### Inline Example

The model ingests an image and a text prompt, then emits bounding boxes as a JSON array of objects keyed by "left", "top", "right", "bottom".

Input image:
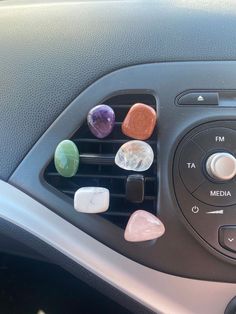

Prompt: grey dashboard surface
[
  {"left": 2, "top": 0, "right": 236, "bottom": 180},
  {"left": 2, "top": 1, "right": 236, "bottom": 313}
]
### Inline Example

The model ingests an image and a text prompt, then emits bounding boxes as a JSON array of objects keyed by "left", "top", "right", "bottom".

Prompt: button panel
[
  {"left": 174, "top": 121, "right": 236, "bottom": 259},
  {"left": 179, "top": 127, "right": 236, "bottom": 207},
  {"left": 178, "top": 92, "right": 219, "bottom": 105}
]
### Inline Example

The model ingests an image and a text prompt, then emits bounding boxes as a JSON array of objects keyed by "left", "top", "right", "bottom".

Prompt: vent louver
[{"left": 44, "top": 94, "right": 157, "bottom": 228}]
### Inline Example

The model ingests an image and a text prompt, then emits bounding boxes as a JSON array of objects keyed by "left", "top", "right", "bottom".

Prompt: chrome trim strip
[{"left": 0, "top": 180, "right": 235, "bottom": 314}]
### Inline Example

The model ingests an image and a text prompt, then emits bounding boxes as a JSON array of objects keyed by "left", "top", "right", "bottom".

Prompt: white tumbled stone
[
  {"left": 74, "top": 187, "right": 109, "bottom": 213},
  {"left": 115, "top": 140, "right": 154, "bottom": 172}
]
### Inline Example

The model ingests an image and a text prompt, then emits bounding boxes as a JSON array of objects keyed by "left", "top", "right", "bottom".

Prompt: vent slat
[
  {"left": 102, "top": 211, "right": 130, "bottom": 217},
  {"left": 45, "top": 172, "right": 156, "bottom": 181},
  {"left": 61, "top": 190, "right": 155, "bottom": 200},
  {"left": 111, "top": 104, "right": 156, "bottom": 109},
  {"left": 44, "top": 94, "right": 157, "bottom": 229},
  {"left": 74, "top": 138, "right": 156, "bottom": 145},
  {"left": 79, "top": 154, "right": 156, "bottom": 165},
  {"left": 80, "top": 154, "right": 114, "bottom": 165}
]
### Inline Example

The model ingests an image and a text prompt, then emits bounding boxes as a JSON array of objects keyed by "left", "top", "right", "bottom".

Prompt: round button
[{"left": 206, "top": 152, "right": 236, "bottom": 181}]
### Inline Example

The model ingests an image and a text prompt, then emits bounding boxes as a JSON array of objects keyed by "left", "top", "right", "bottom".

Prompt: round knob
[{"left": 206, "top": 152, "right": 236, "bottom": 181}]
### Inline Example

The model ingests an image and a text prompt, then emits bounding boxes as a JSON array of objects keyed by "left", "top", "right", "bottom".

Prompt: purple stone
[{"left": 87, "top": 104, "right": 115, "bottom": 138}]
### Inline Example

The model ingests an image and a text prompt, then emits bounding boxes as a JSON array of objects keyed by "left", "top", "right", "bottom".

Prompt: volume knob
[{"left": 206, "top": 152, "right": 236, "bottom": 181}]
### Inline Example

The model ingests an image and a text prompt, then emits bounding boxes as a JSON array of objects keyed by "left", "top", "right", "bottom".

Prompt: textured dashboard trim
[{"left": 2, "top": 0, "right": 236, "bottom": 180}]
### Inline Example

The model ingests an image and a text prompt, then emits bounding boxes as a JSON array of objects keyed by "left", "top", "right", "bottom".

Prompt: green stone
[{"left": 54, "top": 140, "right": 79, "bottom": 177}]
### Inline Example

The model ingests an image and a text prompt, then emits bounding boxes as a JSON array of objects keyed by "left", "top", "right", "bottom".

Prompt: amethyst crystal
[{"left": 87, "top": 104, "right": 115, "bottom": 138}]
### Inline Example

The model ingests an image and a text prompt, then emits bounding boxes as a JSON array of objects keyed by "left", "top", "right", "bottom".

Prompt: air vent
[{"left": 44, "top": 94, "right": 157, "bottom": 229}]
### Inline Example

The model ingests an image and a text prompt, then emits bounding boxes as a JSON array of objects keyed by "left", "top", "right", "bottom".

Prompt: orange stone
[{"left": 122, "top": 103, "right": 157, "bottom": 140}]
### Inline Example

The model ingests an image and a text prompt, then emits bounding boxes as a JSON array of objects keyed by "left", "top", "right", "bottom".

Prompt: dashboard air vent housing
[{"left": 44, "top": 94, "right": 157, "bottom": 229}]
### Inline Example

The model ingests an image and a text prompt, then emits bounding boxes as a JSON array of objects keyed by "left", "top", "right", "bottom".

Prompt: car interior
[{"left": 1, "top": 1, "right": 236, "bottom": 313}]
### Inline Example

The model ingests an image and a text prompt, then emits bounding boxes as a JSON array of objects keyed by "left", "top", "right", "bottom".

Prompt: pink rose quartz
[{"left": 124, "top": 210, "right": 165, "bottom": 242}]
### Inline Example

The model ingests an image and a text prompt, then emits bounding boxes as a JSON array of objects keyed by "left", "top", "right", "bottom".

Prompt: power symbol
[{"left": 191, "top": 205, "right": 200, "bottom": 214}]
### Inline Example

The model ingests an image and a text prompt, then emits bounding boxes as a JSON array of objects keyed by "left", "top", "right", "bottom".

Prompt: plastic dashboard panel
[
  {"left": 3, "top": 0, "right": 236, "bottom": 182},
  {"left": 10, "top": 61, "right": 236, "bottom": 283}
]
